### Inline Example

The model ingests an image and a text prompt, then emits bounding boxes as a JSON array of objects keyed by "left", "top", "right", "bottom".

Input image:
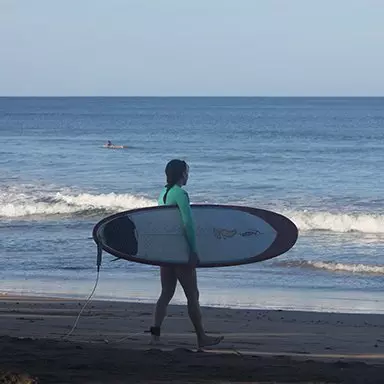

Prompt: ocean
[{"left": 1, "top": 97, "right": 383, "bottom": 314}]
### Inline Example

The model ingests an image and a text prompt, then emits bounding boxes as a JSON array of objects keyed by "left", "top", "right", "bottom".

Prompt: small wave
[
  {"left": 276, "top": 259, "right": 384, "bottom": 275},
  {"left": 286, "top": 210, "right": 384, "bottom": 234},
  {"left": 0, "top": 186, "right": 156, "bottom": 218},
  {"left": 1, "top": 184, "right": 383, "bottom": 235},
  {"left": 59, "top": 266, "right": 92, "bottom": 271}
]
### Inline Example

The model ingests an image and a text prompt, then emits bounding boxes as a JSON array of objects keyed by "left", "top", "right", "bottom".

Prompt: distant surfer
[
  {"left": 149, "top": 159, "right": 224, "bottom": 349},
  {"left": 106, "top": 140, "right": 113, "bottom": 147}
]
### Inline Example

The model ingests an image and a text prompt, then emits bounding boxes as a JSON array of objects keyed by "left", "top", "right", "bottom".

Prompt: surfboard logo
[
  {"left": 213, "top": 228, "right": 237, "bottom": 239},
  {"left": 213, "top": 228, "right": 262, "bottom": 240}
]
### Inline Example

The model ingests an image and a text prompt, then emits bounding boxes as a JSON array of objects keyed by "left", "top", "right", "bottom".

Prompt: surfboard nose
[{"left": 254, "top": 209, "right": 298, "bottom": 262}]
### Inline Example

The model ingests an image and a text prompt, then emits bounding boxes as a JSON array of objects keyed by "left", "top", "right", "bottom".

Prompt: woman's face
[{"left": 181, "top": 165, "right": 189, "bottom": 185}]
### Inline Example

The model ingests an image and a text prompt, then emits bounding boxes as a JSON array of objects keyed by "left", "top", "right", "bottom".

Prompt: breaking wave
[
  {"left": 275, "top": 259, "right": 384, "bottom": 275},
  {"left": 1, "top": 184, "right": 383, "bottom": 235},
  {"left": 286, "top": 210, "right": 384, "bottom": 234},
  {"left": 0, "top": 185, "right": 156, "bottom": 218}
]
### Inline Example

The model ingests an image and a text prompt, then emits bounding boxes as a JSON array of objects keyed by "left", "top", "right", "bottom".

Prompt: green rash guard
[{"left": 158, "top": 185, "right": 197, "bottom": 253}]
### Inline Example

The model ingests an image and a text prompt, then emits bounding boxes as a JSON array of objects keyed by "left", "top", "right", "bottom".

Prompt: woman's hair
[{"left": 163, "top": 159, "right": 188, "bottom": 203}]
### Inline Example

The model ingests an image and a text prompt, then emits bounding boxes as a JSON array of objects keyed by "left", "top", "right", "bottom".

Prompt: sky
[{"left": 0, "top": 0, "right": 383, "bottom": 96}]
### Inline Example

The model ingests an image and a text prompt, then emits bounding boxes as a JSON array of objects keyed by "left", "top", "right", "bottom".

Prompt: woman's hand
[{"left": 188, "top": 251, "right": 200, "bottom": 267}]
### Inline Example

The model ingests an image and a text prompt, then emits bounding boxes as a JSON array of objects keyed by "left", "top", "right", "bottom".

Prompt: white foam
[
  {"left": 0, "top": 185, "right": 156, "bottom": 218},
  {"left": 277, "top": 259, "right": 384, "bottom": 275},
  {"left": 55, "top": 192, "right": 155, "bottom": 211},
  {"left": 286, "top": 210, "right": 384, "bottom": 234},
  {"left": 1, "top": 184, "right": 383, "bottom": 235}
]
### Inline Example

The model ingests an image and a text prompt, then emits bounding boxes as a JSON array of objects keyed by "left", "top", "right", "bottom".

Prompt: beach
[
  {"left": 0, "top": 295, "right": 383, "bottom": 383},
  {"left": 2, "top": 0, "right": 384, "bottom": 379},
  {"left": 1, "top": 98, "right": 384, "bottom": 382}
]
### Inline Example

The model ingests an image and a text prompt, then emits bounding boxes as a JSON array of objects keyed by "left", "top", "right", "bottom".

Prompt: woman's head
[{"left": 165, "top": 159, "right": 189, "bottom": 187}]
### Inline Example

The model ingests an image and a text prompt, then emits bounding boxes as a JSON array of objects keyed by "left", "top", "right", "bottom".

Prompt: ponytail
[{"left": 163, "top": 183, "right": 174, "bottom": 204}]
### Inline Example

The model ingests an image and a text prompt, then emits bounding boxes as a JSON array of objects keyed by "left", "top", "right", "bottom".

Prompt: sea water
[{"left": 1, "top": 97, "right": 383, "bottom": 313}]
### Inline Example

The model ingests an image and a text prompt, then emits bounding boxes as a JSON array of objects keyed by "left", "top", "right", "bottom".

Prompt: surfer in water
[{"left": 150, "top": 159, "right": 224, "bottom": 349}]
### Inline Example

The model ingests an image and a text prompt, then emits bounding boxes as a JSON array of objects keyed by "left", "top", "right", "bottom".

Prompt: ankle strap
[{"left": 150, "top": 326, "right": 160, "bottom": 336}]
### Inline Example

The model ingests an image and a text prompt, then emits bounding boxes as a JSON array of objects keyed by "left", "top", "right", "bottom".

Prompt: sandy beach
[{"left": 0, "top": 296, "right": 383, "bottom": 383}]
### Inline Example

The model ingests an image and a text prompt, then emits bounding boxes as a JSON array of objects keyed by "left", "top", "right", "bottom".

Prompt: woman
[{"left": 150, "top": 159, "right": 224, "bottom": 349}]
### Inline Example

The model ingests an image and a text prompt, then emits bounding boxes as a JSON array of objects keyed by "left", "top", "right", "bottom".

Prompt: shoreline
[{"left": 1, "top": 289, "right": 384, "bottom": 315}]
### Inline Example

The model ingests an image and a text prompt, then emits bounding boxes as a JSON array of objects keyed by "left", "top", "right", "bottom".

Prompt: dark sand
[{"left": 0, "top": 296, "right": 383, "bottom": 383}]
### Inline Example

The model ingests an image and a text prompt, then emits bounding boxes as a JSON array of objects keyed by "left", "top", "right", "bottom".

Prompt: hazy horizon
[{"left": 1, "top": 96, "right": 384, "bottom": 98}]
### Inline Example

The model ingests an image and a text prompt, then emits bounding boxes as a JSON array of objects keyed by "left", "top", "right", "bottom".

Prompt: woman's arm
[{"left": 174, "top": 190, "right": 198, "bottom": 253}]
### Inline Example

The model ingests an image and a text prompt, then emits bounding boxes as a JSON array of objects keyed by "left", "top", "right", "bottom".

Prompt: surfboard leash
[
  {"left": 62, "top": 243, "right": 103, "bottom": 339},
  {"left": 62, "top": 243, "right": 150, "bottom": 344},
  {"left": 62, "top": 268, "right": 100, "bottom": 339}
]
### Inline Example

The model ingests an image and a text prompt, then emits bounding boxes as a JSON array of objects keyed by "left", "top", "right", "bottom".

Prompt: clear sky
[{"left": 1, "top": 0, "right": 383, "bottom": 96}]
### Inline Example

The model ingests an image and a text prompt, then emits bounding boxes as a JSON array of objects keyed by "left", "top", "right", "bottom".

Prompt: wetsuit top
[{"left": 158, "top": 185, "right": 197, "bottom": 253}]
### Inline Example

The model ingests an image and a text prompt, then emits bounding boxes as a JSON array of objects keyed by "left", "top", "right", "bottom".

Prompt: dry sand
[{"left": 0, "top": 295, "right": 383, "bottom": 383}]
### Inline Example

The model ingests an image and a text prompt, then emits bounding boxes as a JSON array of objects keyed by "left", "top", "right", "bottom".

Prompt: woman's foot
[
  {"left": 197, "top": 335, "right": 224, "bottom": 349},
  {"left": 148, "top": 326, "right": 161, "bottom": 345},
  {"left": 149, "top": 335, "right": 161, "bottom": 345}
]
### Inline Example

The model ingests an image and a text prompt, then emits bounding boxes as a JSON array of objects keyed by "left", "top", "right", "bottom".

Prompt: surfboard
[
  {"left": 102, "top": 145, "right": 128, "bottom": 149},
  {"left": 93, "top": 204, "right": 298, "bottom": 268}
]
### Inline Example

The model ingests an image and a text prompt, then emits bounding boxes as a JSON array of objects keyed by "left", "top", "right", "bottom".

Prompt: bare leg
[
  {"left": 176, "top": 266, "right": 223, "bottom": 349},
  {"left": 151, "top": 266, "right": 177, "bottom": 343}
]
